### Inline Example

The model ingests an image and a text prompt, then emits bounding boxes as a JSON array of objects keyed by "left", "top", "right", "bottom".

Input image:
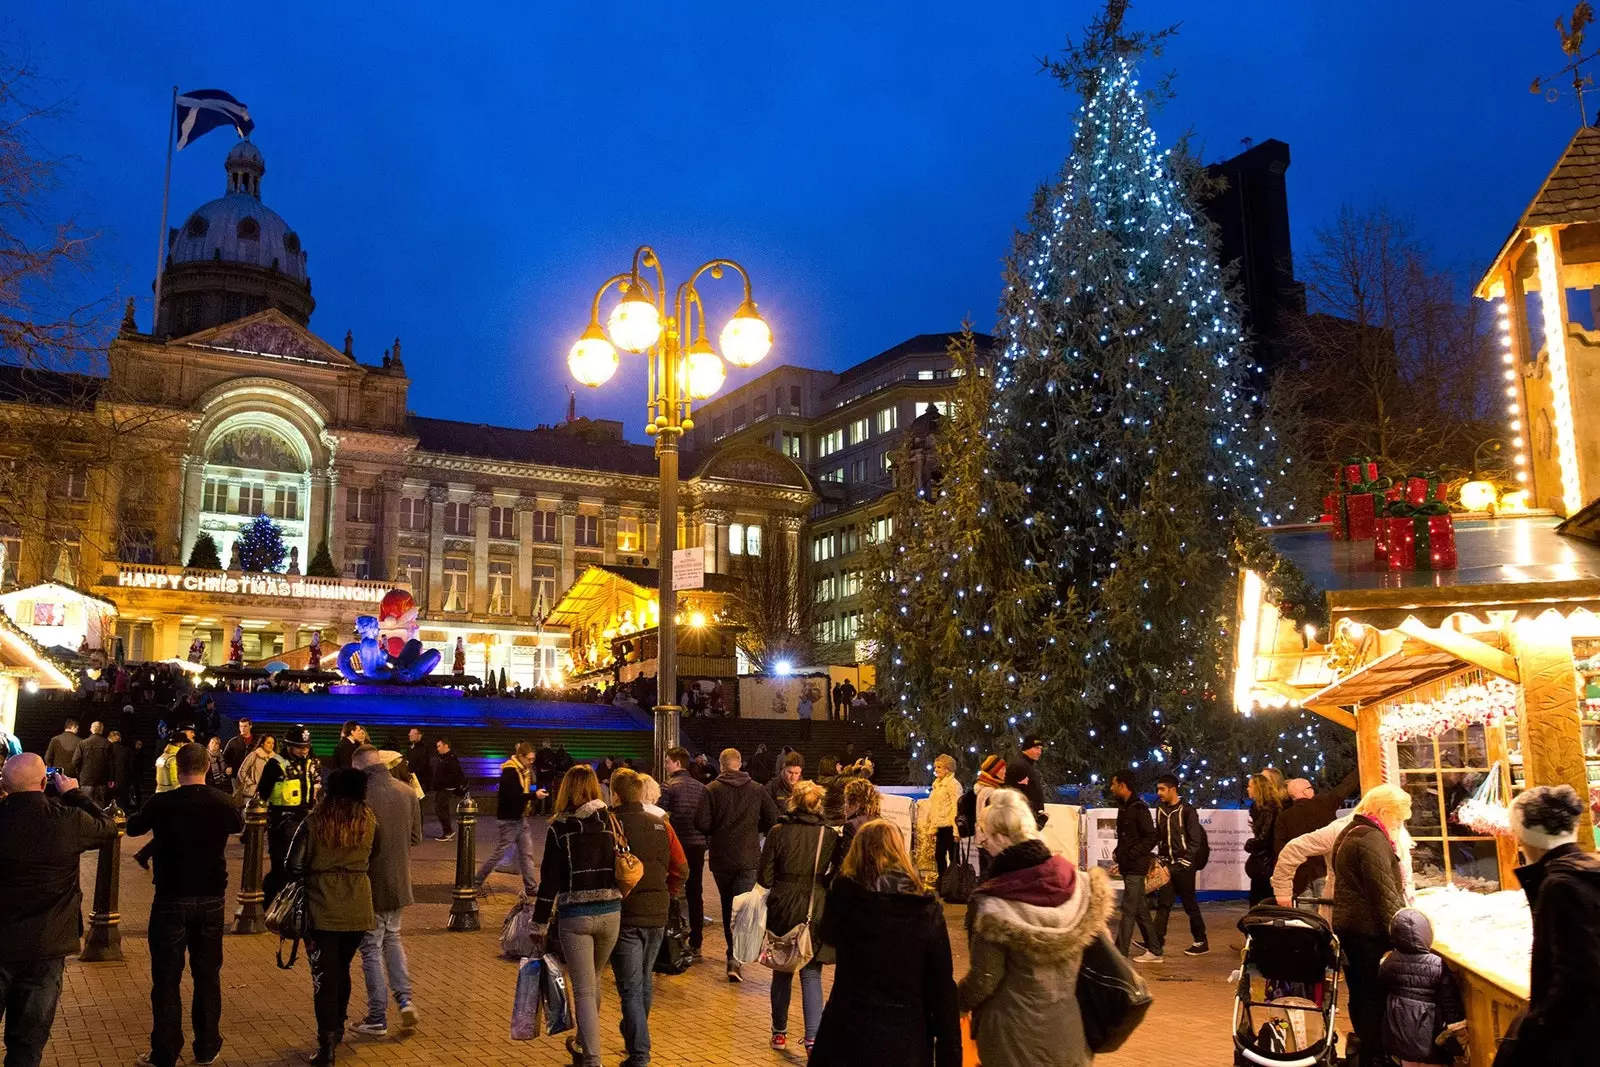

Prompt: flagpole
[{"left": 151, "top": 86, "right": 177, "bottom": 334}]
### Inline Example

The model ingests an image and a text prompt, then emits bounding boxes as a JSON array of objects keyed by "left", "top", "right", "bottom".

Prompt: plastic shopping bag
[
  {"left": 730, "top": 882, "right": 769, "bottom": 965},
  {"left": 510, "top": 956, "right": 544, "bottom": 1040},
  {"left": 541, "top": 952, "right": 574, "bottom": 1036},
  {"left": 500, "top": 894, "right": 538, "bottom": 959}
]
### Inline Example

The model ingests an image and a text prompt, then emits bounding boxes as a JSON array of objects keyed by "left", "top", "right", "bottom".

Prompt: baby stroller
[{"left": 1232, "top": 905, "right": 1342, "bottom": 1066}]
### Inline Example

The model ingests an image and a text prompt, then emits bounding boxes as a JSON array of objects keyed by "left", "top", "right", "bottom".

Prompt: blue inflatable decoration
[{"left": 335, "top": 588, "right": 442, "bottom": 684}]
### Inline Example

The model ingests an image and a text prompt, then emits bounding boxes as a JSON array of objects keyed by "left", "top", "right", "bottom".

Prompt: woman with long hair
[
  {"left": 1244, "top": 771, "right": 1288, "bottom": 906},
  {"left": 293, "top": 768, "right": 377, "bottom": 1065},
  {"left": 840, "top": 776, "right": 881, "bottom": 854},
  {"left": 204, "top": 736, "right": 229, "bottom": 790},
  {"left": 530, "top": 764, "right": 621, "bottom": 1067},
  {"left": 236, "top": 733, "right": 275, "bottom": 802},
  {"left": 810, "top": 820, "right": 960, "bottom": 1066},
  {"left": 959, "top": 790, "right": 1110, "bottom": 1067},
  {"left": 759, "top": 780, "right": 840, "bottom": 1052}
]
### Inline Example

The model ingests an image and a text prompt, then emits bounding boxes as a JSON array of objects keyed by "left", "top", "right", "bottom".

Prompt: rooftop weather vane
[{"left": 1532, "top": 3, "right": 1599, "bottom": 126}]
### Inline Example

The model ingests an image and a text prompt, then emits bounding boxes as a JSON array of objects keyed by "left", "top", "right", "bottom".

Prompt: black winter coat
[
  {"left": 758, "top": 812, "right": 839, "bottom": 937},
  {"left": 0, "top": 790, "right": 117, "bottom": 962},
  {"left": 493, "top": 760, "right": 535, "bottom": 820},
  {"left": 429, "top": 752, "right": 464, "bottom": 792},
  {"left": 1244, "top": 804, "right": 1280, "bottom": 881},
  {"left": 74, "top": 734, "right": 113, "bottom": 787},
  {"left": 1509, "top": 843, "right": 1600, "bottom": 1067},
  {"left": 660, "top": 770, "right": 707, "bottom": 849},
  {"left": 1006, "top": 755, "right": 1045, "bottom": 819},
  {"left": 1331, "top": 815, "right": 1406, "bottom": 939},
  {"left": 532, "top": 799, "right": 620, "bottom": 925},
  {"left": 697, "top": 770, "right": 779, "bottom": 873},
  {"left": 1154, "top": 800, "right": 1207, "bottom": 867},
  {"left": 1379, "top": 909, "right": 1463, "bottom": 1063},
  {"left": 1113, "top": 795, "right": 1156, "bottom": 876},
  {"left": 811, "top": 874, "right": 961, "bottom": 1067},
  {"left": 1273, "top": 772, "right": 1359, "bottom": 887}
]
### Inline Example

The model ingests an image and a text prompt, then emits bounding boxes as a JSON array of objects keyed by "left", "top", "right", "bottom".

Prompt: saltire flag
[{"left": 175, "top": 89, "right": 254, "bottom": 150}]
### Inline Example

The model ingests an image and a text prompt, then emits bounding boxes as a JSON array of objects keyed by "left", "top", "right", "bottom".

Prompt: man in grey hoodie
[{"left": 350, "top": 747, "right": 423, "bottom": 1036}]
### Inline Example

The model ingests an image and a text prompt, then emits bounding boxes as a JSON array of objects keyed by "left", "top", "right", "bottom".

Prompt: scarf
[{"left": 978, "top": 839, "right": 1078, "bottom": 906}]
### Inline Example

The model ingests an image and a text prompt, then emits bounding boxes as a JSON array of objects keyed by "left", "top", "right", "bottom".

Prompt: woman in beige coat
[{"left": 959, "top": 790, "right": 1111, "bottom": 1067}]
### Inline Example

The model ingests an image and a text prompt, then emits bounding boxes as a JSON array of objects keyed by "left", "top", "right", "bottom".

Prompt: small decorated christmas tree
[
  {"left": 187, "top": 533, "right": 223, "bottom": 570},
  {"left": 236, "top": 514, "right": 287, "bottom": 573},
  {"left": 306, "top": 539, "right": 338, "bottom": 578}
]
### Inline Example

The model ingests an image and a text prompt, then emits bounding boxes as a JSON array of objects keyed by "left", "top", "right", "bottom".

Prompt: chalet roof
[{"left": 1477, "top": 125, "right": 1600, "bottom": 296}]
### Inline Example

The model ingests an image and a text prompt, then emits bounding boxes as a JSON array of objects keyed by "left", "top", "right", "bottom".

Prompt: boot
[{"left": 306, "top": 1032, "right": 337, "bottom": 1066}]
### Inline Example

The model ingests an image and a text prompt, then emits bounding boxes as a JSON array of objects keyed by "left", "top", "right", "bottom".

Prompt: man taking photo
[
  {"left": 0, "top": 754, "right": 117, "bottom": 1067},
  {"left": 124, "top": 743, "right": 243, "bottom": 1067}
]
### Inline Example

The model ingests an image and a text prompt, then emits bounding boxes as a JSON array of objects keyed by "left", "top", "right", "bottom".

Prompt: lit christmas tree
[
  {"left": 866, "top": 330, "right": 1080, "bottom": 770},
  {"left": 871, "top": 4, "right": 1342, "bottom": 801},
  {"left": 236, "top": 514, "right": 287, "bottom": 573}
]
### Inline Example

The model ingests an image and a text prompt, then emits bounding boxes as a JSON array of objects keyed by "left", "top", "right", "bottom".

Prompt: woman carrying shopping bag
[{"left": 758, "top": 780, "right": 840, "bottom": 1053}]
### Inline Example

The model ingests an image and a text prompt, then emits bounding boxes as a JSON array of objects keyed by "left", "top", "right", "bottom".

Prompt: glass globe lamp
[
  {"left": 684, "top": 344, "right": 726, "bottom": 399},
  {"left": 720, "top": 299, "right": 772, "bottom": 367},
  {"left": 607, "top": 289, "right": 662, "bottom": 353},
  {"left": 568, "top": 324, "right": 619, "bottom": 387}
]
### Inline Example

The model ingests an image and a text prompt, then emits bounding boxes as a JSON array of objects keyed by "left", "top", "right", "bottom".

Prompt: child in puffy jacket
[{"left": 1378, "top": 907, "right": 1465, "bottom": 1066}]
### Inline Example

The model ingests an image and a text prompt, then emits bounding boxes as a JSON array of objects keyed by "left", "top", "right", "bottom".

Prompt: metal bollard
[
  {"left": 447, "top": 793, "right": 480, "bottom": 931},
  {"left": 80, "top": 803, "right": 126, "bottom": 962},
  {"left": 233, "top": 794, "right": 268, "bottom": 934}
]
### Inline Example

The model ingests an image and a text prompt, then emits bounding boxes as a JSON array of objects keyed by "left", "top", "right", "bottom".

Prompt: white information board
[
  {"left": 1040, "top": 803, "right": 1081, "bottom": 862},
  {"left": 671, "top": 547, "right": 704, "bottom": 590},
  {"left": 1081, "top": 806, "right": 1250, "bottom": 893}
]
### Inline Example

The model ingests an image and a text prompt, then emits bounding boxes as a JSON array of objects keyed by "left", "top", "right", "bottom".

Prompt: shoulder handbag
[
  {"left": 759, "top": 825, "right": 828, "bottom": 973},
  {"left": 1076, "top": 929, "right": 1153, "bottom": 1053},
  {"left": 608, "top": 812, "right": 644, "bottom": 897},
  {"left": 265, "top": 822, "right": 312, "bottom": 969},
  {"left": 937, "top": 838, "right": 978, "bottom": 903},
  {"left": 1143, "top": 858, "right": 1171, "bottom": 895}
]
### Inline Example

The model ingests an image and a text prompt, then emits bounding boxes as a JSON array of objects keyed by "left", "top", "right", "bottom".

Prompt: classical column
[
  {"left": 778, "top": 514, "right": 804, "bottom": 595},
  {"left": 701, "top": 508, "right": 728, "bottom": 574},
  {"left": 470, "top": 490, "right": 492, "bottom": 614},
  {"left": 179, "top": 456, "right": 204, "bottom": 564},
  {"left": 377, "top": 473, "right": 403, "bottom": 582},
  {"left": 601, "top": 503, "right": 620, "bottom": 566},
  {"left": 557, "top": 499, "right": 579, "bottom": 594},
  {"left": 641, "top": 507, "right": 659, "bottom": 562},
  {"left": 426, "top": 485, "right": 448, "bottom": 613},
  {"left": 515, "top": 496, "right": 537, "bottom": 618},
  {"left": 329, "top": 471, "right": 348, "bottom": 572},
  {"left": 307, "top": 471, "right": 329, "bottom": 559}
]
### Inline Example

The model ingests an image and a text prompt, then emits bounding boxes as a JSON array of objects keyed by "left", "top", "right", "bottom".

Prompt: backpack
[
  {"left": 1191, "top": 808, "right": 1211, "bottom": 871},
  {"left": 956, "top": 787, "right": 978, "bottom": 838}
]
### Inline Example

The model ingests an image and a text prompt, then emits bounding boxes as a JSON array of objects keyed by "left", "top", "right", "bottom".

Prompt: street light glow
[
  {"left": 568, "top": 323, "right": 619, "bottom": 387},
  {"left": 720, "top": 299, "right": 773, "bottom": 367},
  {"left": 685, "top": 347, "right": 726, "bottom": 399},
  {"left": 607, "top": 289, "right": 662, "bottom": 353},
  {"left": 774, "top": 659, "right": 793, "bottom": 676}
]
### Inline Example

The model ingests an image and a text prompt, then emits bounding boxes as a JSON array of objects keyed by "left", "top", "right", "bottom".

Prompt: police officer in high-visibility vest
[
  {"left": 259, "top": 723, "right": 317, "bottom": 904},
  {"left": 154, "top": 722, "right": 196, "bottom": 793}
]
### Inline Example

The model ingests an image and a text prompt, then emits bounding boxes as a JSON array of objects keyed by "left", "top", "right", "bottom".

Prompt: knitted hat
[
  {"left": 980, "top": 754, "right": 1005, "bottom": 776},
  {"left": 1511, "top": 785, "right": 1583, "bottom": 850}
]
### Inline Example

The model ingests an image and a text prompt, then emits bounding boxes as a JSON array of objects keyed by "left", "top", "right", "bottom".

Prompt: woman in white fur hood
[{"left": 959, "top": 789, "right": 1111, "bottom": 1067}]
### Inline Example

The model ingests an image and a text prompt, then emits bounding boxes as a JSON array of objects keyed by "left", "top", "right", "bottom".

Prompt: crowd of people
[{"left": 7, "top": 708, "right": 1600, "bottom": 1067}]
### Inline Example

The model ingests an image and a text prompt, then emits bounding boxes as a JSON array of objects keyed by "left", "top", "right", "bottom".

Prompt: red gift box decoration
[
  {"left": 1383, "top": 503, "right": 1457, "bottom": 571},
  {"left": 1345, "top": 493, "right": 1378, "bottom": 541}
]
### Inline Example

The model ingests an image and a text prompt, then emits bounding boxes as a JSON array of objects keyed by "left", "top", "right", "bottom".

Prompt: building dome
[
  {"left": 156, "top": 140, "right": 315, "bottom": 336},
  {"left": 167, "top": 142, "right": 307, "bottom": 281}
]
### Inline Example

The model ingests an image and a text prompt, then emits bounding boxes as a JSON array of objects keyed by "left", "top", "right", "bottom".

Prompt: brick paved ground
[{"left": 42, "top": 818, "right": 1248, "bottom": 1067}]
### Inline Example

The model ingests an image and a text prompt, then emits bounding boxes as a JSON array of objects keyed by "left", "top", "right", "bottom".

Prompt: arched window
[
  {"left": 184, "top": 215, "right": 208, "bottom": 238},
  {"left": 283, "top": 232, "right": 301, "bottom": 255},
  {"left": 237, "top": 217, "right": 260, "bottom": 241}
]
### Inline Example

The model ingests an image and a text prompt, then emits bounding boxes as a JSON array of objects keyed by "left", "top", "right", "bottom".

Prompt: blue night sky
[{"left": 10, "top": 1, "right": 1583, "bottom": 438}]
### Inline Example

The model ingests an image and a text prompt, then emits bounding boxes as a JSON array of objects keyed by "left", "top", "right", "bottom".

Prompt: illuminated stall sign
[{"left": 116, "top": 567, "right": 384, "bottom": 603}]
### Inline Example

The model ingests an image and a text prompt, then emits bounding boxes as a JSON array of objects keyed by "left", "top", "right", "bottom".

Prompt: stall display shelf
[{"left": 1413, "top": 886, "right": 1531, "bottom": 1000}]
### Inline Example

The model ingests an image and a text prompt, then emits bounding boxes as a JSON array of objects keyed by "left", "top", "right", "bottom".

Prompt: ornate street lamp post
[{"left": 569, "top": 246, "right": 772, "bottom": 775}]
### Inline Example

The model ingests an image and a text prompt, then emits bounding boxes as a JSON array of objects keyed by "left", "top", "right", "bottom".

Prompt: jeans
[
  {"left": 769, "top": 960, "right": 824, "bottom": 1041},
  {"left": 558, "top": 910, "right": 622, "bottom": 1067},
  {"left": 1114, "top": 872, "right": 1156, "bottom": 956},
  {"left": 1154, "top": 865, "right": 1207, "bottom": 953},
  {"left": 712, "top": 868, "right": 756, "bottom": 959},
  {"left": 306, "top": 930, "right": 364, "bottom": 1038},
  {"left": 147, "top": 897, "right": 225, "bottom": 1067},
  {"left": 0, "top": 956, "right": 65, "bottom": 1067},
  {"left": 681, "top": 845, "right": 706, "bottom": 950},
  {"left": 1340, "top": 931, "right": 1390, "bottom": 1067},
  {"left": 432, "top": 791, "right": 454, "bottom": 835},
  {"left": 934, "top": 826, "right": 958, "bottom": 878},
  {"left": 358, "top": 908, "right": 412, "bottom": 1025},
  {"left": 610, "top": 925, "right": 665, "bottom": 1065},
  {"left": 474, "top": 816, "right": 537, "bottom": 893}
]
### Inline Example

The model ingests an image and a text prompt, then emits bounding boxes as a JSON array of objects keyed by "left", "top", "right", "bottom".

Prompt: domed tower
[{"left": 155, "top": 141, "right": 314, "bottom": 336}]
